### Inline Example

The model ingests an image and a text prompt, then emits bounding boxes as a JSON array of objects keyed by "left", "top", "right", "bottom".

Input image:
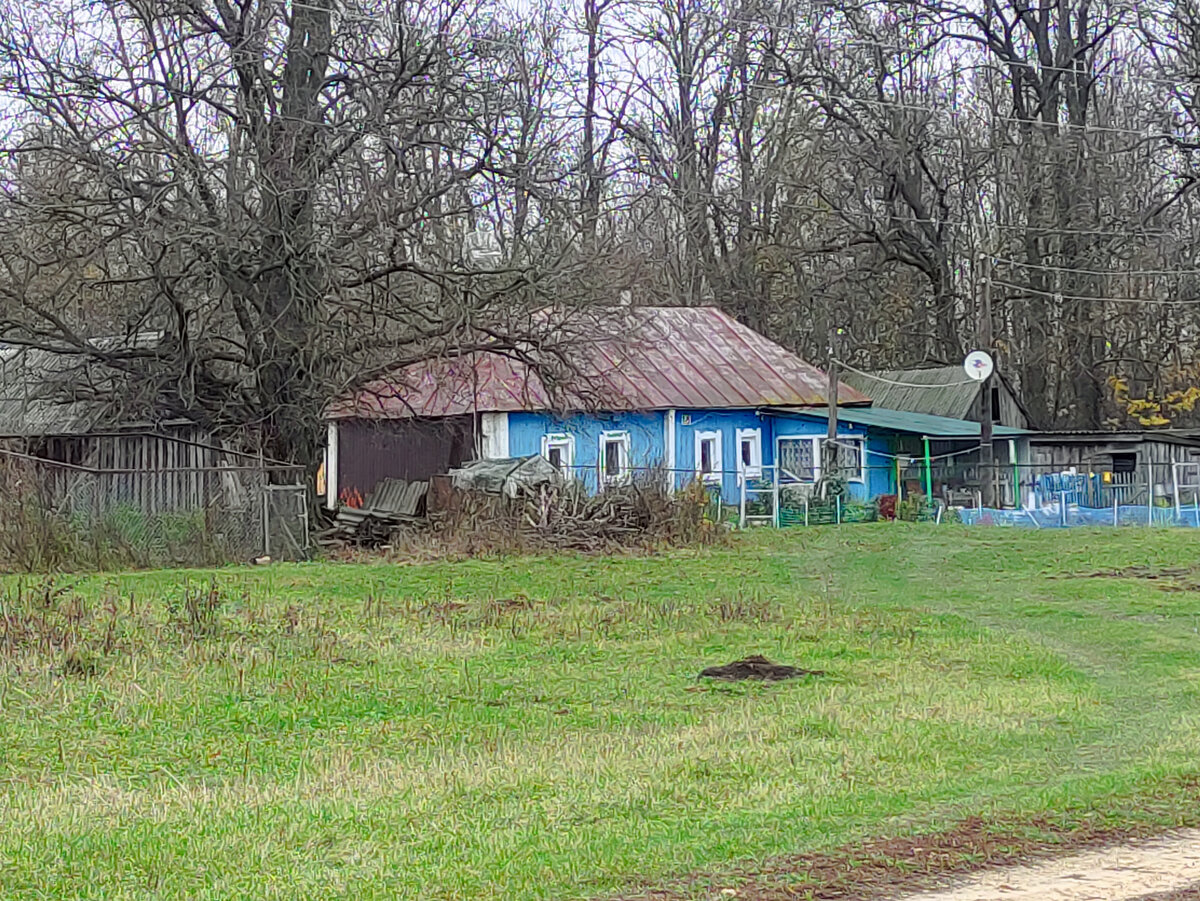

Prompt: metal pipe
[
  {"left": 895, "top": 454, "right": 902, "bottom": 509},
  {"left": 772, "top": 463, "right": 780, "bottom": 529},
  {"left": 1173, "top": 461, "right": 1181, "bottom": 520},
  {"left": 1010, "top": 438, "right": 1019, "bottom": 510},
  {"left": 923, "top": 436, "right": 933, "bottom": 500},
  {"left": 1148, "top": 456, "right": 1155, "bottom": 527}
]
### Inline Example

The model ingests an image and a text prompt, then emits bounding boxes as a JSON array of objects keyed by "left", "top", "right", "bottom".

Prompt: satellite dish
[{"left": 963, "top": 351, "right": 994, "bottom": 382}]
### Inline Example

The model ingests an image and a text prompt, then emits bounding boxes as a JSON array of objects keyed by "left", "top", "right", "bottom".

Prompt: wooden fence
[{"left": 0, "top": 432, "right": 309, "bottom": 566}]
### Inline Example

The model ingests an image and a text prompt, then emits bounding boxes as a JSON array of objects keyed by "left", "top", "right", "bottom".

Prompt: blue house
[{"left": 325, "top": 306, "right": 1029, "bottom": 511}]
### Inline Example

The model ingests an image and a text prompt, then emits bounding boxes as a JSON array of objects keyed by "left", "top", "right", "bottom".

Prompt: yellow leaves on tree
[{"left": 1109, "top": 375, "right": 1200, "bottom": 427}]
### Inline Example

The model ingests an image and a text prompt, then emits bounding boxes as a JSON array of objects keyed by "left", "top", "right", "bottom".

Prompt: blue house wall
[
  {"left": 505, "top": 408, "right": 899, "bottom": 505},
  {"left": 507, "top": 411, "right": 665, "bottom": 493},
  {"left": 865, "top": 434, "right": 898, "bottom": 498},
  {"left": 768, "top": 416, "right": 865, "bottom": 502},
  {"left": 768, "top": 414, "right": 897, "bottom": 500},
  {"left": 673, "top": 409, "right": 772, "bottom": 501}
]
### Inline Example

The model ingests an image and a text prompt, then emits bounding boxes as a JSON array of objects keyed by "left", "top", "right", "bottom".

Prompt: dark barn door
[{"left": 337, "top": 417, "right": 475, "bottom": 501}]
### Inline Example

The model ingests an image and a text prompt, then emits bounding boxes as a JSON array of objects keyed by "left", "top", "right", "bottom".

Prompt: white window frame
[
  {"left": 599, "top": 430, "right": 632, "bottom": 486},
  {"left": 541, "top": 433, "right": 575, "bottom": 476},
  {"left": 776, "top": 434, "right": 865, "bottom": 483},
  {"left": 735, "top": 428, "right": 762, "bottom": 480},
  {"left": 838, "top": 437, "right": 866, "bottom": 483},
  {"left": 694, "top": 429, "right": 723, "bottom": 484},
  {"left": 777, "top": 435, "right": 820, "bottom": 483}
]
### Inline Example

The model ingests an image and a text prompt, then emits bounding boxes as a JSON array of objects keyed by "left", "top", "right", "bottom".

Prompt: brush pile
[{"left": 422, "top": 476, "right": 720, "bottom": 554}]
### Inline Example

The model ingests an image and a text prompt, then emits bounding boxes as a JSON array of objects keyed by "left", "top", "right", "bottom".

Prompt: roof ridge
[{"left": 336, "top": 305, "right": 862, "bottom": 418}]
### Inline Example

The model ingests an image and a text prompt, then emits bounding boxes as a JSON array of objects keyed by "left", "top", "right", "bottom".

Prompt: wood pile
[
  {"left": 317, "top": 479, "right": 428, "bottom": 548},
  {"left": 319, "top": 475, "right": 718, "bottom": 554},
  {"left": 440, "top": 481, "right": 685, "bottom": 551},
  {"left": 518, "top": 484, "right": 667, "bottom": 548}
]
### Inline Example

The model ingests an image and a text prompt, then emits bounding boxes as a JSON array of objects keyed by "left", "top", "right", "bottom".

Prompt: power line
[
  {"left": 20, "top": 7, "right": 1200, "bottom": 155},
  {"left": 758, "top": 89, "right": 1189, "bottom": 143},
  {"left": 825, "top": 435, "right": 986, "bottom": 462},
  {"left": 709, "top": 14, "right": 1200, "bottom": 92},
  {"left": 991, "top": 278, "right": 1200, "bottom": 305},
  {"left": 991, "top": 256, "right": 1200, "bottom": 277},
  {"left": 604, "top": 8, "right": 1200, "bottom": 106},
  {"left": 713, "top": 192, "right": 1181, "bottom": 241},
  {"left": 833, "top": 357, "right": 978, "bottom": 388},
  {"left": 173, "top": 4, "right": 1200, "bottom": 146}
]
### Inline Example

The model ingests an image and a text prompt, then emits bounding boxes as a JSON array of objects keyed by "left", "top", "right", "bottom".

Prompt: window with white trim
[
  {"left": 736, "top": 428, "right": 762, "bottom": 479},
  {"left": 541, "top": 433, "right": 574, "bottom": 476},
  {"left": 599, "top": 430, "right": 631, "bottom": 485},
  {"left": 840, "top": 437, "right": 866, "bottom": 482},
  {"left": 778, "top": 436, "right": 819, "bottom": 482},
  {"left": 777, "top": 435, "right": 865, "bottom": 483},
  {"left": 695, "top": 430, "right": 723, "bottom": 483}
]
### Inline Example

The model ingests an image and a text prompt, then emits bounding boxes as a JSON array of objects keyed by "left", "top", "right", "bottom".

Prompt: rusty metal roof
[{"left": 331, "top": 306, "right": 870, "bottom": 419}]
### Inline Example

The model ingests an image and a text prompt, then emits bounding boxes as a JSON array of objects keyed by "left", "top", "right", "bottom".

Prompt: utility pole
[
  {"left": 824, "top": 322, "right": 842, "bottom": 489},
  {"left": 979, "top": 257, "right": 995, "bottom": 508},
  {"left": 825, "top": 353, "right": 839, "bottom": 485}
]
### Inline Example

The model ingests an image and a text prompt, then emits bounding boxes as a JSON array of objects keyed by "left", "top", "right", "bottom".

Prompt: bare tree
[
  {"left": 0, "top": 0, "right": 599, "bottom": 469},
  {"left": 6, "top": 0, "right": 1200, "bottom": 443},
  {"left": 803, "top": 14, "right": 976, "bottom": 361}
]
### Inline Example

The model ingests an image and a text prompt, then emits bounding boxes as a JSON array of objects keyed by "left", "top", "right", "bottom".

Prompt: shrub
[{"left": 897, "top": 494, "right": 943, "bottom": 522}]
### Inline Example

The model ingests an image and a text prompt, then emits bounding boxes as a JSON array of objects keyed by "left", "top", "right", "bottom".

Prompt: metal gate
[{"left": 263, "top": 484, "right": 310, "bottom": 561}]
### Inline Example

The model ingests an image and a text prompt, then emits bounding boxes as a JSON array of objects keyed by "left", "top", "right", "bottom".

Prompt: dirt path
[{"left": 890, "top": 829, "right": 1200, "bottom": 901}]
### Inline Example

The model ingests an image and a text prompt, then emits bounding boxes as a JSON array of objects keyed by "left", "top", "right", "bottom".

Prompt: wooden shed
[
  {"left": 1027, "top": 430, "right": 1200, "bottom": 472},
  {"left": 1026, "top": 430, "right": 1200, "bottom": 505},
  {"left": 0, "top": 339, "right": 267, "bottom": 515}
]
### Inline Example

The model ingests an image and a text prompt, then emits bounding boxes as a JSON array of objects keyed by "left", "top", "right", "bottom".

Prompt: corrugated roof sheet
[
  {"left": 331, "top": 307, "right": 870, "bottom": 419},
  {"left": 1029, "top": 430, "right": 1200, "bottom": 446},
  {"left": 774, "top": 405, "right": 1031, "bottom": 438},
  {"left": 840, "top": 365, "right": 982, "bottom": 421},
  {"left": 0, "top": 335, "right": 161, "bottom": 437},
  {"left": 364, "top": 478, "right": 429, "bottom": 515}
]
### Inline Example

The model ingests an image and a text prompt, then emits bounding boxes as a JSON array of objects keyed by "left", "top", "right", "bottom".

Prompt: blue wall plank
[
  {"left": 508, "top": 411, "right": 664, "bottom": 492},
  {"left": 673, "top": 409, "right": 771, "bottom": 503},
  {"left": 769, "top": 414, "right": 876, "bottom": 501},
  {"left": 865, "top": 434, "right": 897, "bottom": 498},
  {"left": 507, "top": 408, "right": 902, "bottom": 506}
]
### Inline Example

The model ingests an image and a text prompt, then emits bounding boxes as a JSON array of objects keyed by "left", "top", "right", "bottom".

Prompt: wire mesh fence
[
  {"left": 957, "top": 461, "right": 1200, "bottom": 529},
  {"left": 346, "top": 454, "right": 1200, "bottom": 536},
  {"left": 0, "top": 437, "right": 310, "bottom": 571},
  {"left": 546, "top": 458, "right": 1200, "bottom": 530},
  {"left": 746, "top": 456, "right": 1200, "bottom": 530},
  {"left": 548, "top": 462, "right": 935, "bottom": 527},
  {"left": 264, "top": 484, "right": 310, "bottom": 560}
]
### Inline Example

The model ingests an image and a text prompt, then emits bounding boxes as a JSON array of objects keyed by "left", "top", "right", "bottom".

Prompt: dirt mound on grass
[{"left": 698, "top": 655, "right": 823, "bottom": 681}]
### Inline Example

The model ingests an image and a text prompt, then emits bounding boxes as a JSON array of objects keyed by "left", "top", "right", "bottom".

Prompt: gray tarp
[{"left": 449, "top": 456, "right": 562, "bottom": 498}]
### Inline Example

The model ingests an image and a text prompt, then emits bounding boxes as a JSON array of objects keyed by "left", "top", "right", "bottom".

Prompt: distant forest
[{"left": 1, "top": 0, "right": 1198, "bottom": 463}]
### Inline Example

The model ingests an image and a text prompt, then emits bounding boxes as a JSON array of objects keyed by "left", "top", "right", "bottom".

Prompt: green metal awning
[{"left": 771, "top": 405, "right": 1032, "bottom": 438}]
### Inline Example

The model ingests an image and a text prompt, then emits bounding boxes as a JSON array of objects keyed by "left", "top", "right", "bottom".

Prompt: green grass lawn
[{"left": 3, "top": 525, "right": 1200, "bottom": 899}]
